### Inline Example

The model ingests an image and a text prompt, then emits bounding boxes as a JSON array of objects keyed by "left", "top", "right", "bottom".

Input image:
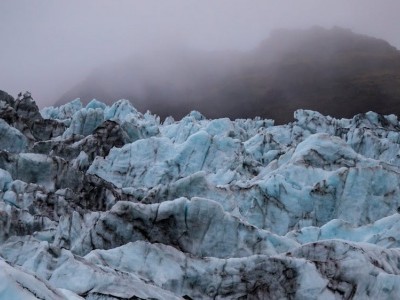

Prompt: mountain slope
[{"left": 57, "top": 27, "right": 400, "bottom": 123}]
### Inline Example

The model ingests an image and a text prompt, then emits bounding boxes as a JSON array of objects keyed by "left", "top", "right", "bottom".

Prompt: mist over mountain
[{"left": 57, "top": 27, "right": 400, "bottom": 123}]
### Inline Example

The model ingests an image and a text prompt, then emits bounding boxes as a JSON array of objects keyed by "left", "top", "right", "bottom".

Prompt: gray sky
[{"left": 1, "top": 0, "right": 400, "bottom": 107}]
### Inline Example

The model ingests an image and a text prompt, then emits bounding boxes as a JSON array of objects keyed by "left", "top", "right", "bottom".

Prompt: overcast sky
[{"left": 1, "top": 0, "right": 400, "bottom": 107}]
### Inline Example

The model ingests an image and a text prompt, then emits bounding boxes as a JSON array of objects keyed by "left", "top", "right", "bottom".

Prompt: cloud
[{"left": 0, "top": 0, "right": 399, "bottom": 107}]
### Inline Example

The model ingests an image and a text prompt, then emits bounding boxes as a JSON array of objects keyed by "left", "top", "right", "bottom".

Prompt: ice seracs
[{"left": 1, "top": 89, "right": 400, "bottom": 299}]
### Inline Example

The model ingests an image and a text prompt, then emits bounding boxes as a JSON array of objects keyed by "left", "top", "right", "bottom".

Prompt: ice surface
[
  {"left": 0, "top": 119, "right": 28, "bottom": 152},
  {"left": 0, "top": 258, "right": 70, "bottom": 300},
  {"left": 51, "top": 197, "right": 297, "bottom": 257},
  {"left": 1, "top": 93, "right": 400, "bottom": 298},
  {"left": 41, "top": 99, "right": 83, "bottom": 121}
]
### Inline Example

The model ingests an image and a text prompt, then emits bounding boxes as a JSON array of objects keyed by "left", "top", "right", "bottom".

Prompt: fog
[{"left": 1, "top": 0, "right": 400, "bottom": 110}]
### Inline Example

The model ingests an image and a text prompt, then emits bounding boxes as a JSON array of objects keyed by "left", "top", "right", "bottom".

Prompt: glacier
[{"left": 1, "top": 89, "right": 400, "bottom": 298}]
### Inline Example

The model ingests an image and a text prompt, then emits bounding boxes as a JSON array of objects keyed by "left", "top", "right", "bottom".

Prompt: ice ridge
[{"left": 0, "top": 89, "right": 400, "bottom": 299}]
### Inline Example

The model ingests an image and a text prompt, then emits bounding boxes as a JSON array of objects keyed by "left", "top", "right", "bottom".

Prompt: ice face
[
  {"left": 1, "top": 91, "right": 400, "bottom": 298},
  {"left": 51, "top": 197, "right": 298, "bottom": 257},
  {"left": 0, "top": 257, "right": 70, "bottom": 300},
  {"left": 62, "top": 108, "right": 105, "bottom": 138},
  {"left": 40, "top": 99, "right": 83, "bottom": 121},
  {"left": 0, "top": 119, "right": 28, "bottom": 152}
]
